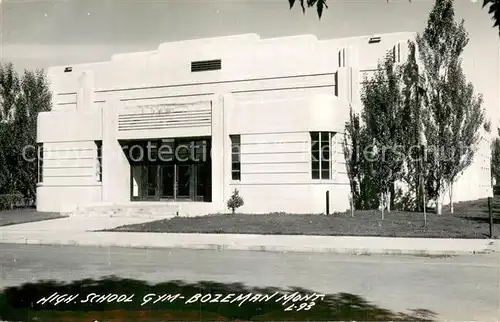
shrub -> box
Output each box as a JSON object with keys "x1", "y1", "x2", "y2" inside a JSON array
[
  {"x1": 227, "y1": 189, "x2": 244, "y2": 214},
  {"x1": 0, "y1": 193, "x2": 24, "y2": 211}
]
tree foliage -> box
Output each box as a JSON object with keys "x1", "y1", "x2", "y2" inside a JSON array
[
  {"x1": 491, "y1": 135, "x2": 500, "y2": 189},
  {"x1": 343, "y1": 0, "x2": 485, "y2": 216},
  {"x1": 417, "y1": 0, "x2": 484, "y2": 214},
  {"x1": 483, "y1": 0, "x2": 500, "y2": 35},
  {"x1": 0, "y1": 63, "x2": 52, "y2": 202},
  {"x1": 360, "y1": 53, "x2": 408, "y2": 218},
  {"x1": 227, "y1": 189, "x2": 244, "y2": 214},
  {"x1": 288, "y1": 0, "x2": 328, "y2": 18},
  {"x1": 288, "y1": 0, "x2": 500, "y2": 36}
]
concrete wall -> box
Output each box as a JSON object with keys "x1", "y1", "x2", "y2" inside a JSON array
[
  {"x1": 38, "y1": 31, "x2": 490, "y2": 214},
  {"x1": 36, "y1": 109, "x2": 102, "y2": 212},
  {"x1": 226, "y1": 94, "x2": 350, "y2": 213},
  {"x1": 35, "y1": 140, "x2": 102, "y2": 212}
]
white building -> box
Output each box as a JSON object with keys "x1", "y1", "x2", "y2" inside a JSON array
[{"x1": 36, "y1": 32, "x2": 492, "y2": 215}]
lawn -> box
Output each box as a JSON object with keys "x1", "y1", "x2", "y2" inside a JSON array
[
  {"x1": 0, "y1": 208, "x2": 67, "y2": 227},
  {"x1": 106, "y1": 197, "x2": 500, "y2": 239}
]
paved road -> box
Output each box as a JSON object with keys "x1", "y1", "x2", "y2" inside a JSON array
[{"x1": 0, "y1": 244, "x2": 498, "y2": 321}]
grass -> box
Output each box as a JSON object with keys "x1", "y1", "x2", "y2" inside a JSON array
[
  {"x1": 0, "y1": 208, "x2": 67, "y2": 227},
  {"x1": 107, "y1": 197, "x2": 500, "y2": 239}
]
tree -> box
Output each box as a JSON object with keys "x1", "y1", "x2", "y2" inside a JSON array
[
  {"x1": 288, "y1": 0, "x2": 328, "y2": 18},
  {"x1": 491, "y1": 132, "x2": 500, "y2": 190},
  {"x1": 442, "y1": 61, "x2": 484, "y2": 213},
  {"x1": 342, "y1": 105, "x2": 362, "y2": 211},
  {"x1": 16, "y1": 70, "x2": 52, "y2": 200},
  {"x1": 417, "y1": 0, "x2": 485, "y2": 215},
  {"x1": 360, "y1": 53, "x2": 406, "y2": 219},
  {"x1": 343, "y1": 104, "x2": 383, "y2": 212},
  {"x1": 483, "y1": 0, "x2": 500, "y2": 35},
  {"x1": 0, "y1": 63, "x2": 21, "y2": 194},
  {"x1": 227, "y1": 189, "x2": 244, "y2": 214},
  {"x1": 288, "y1": 0, "x2": 500, "y2": 36},
  {"x1": 398, "y1": 41, "x2": 427, "y2": 213},
  {"x1": 0, "y1": 63, "x2": 52, "y2": 202}
]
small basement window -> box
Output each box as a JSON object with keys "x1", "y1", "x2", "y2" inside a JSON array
[
  {"x1": 64, "y1": 67, "x2": 73, "y2": 73},
  {"x1": 191, "y1": 59, "x2": 222, "y2": 72}
]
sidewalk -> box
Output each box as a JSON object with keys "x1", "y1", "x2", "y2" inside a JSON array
[{"x1": 0, "y1": 216, "x2": 498, "y2": 256}]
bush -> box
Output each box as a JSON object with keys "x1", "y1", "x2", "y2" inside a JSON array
[
  {"x1": 0, "y1": 193, "x2": 25, "y2": 211},
  {"x1": 227, "y1": 189, "x2": 244, "y2": 214}
]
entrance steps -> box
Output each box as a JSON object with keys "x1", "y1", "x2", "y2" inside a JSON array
[{"x1": 67, "y1": 202, "x2": 180, "y2": 219}]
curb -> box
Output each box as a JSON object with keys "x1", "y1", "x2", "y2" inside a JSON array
[{"x1": 1, "y1": 233, "x2": 497, "y2": 256}]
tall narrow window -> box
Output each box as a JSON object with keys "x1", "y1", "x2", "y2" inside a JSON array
[
  {"x1": 37, "y1": 143, "x2": 43, "y2": 183},
  {"x1": 95, "y1": 141, "x2": 102, "y2": 182},
  {"x1": 310, "y1": 132, "x2": 334, "y2": 180},
  {"x1": 230, "y1": 135, "x2": 241, "y2": 181}
]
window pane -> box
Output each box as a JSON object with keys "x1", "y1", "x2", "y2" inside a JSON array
[
  {"x1": 321, "y1": 147, "x2": 330, "y2": 162},
  {"x1": 159, "y1": 141, "x2": 174, "y2": 162},
  {"x1": 321, "y1": 169, "x2": 330, "y2": 179},
  {"x1": 321, "y1": 161, "x2": 330, "y2": 171},
  {"x1": 147, "y1": 166, "x2": 158, "y2": 197},
  {"x1": 312, "y1": 150, "x2": 320, "y2": 162},
  {"x1": 129, "y1": 143, "x2": 144, "y2": 161},
  {"x1": 310, "y1": 132, "x2": 319, "y2": 142},
  {"x1": 149, "y1": 142, "x2": 158, "y2": 161},
  {"x1": 176, "y1": 144, "x2": 190, "y2": 161},
  {"x1": 232, "y1": 152, "x2": 240, "y2": 163},
  {"x1": 230, "y1": 135, "x2": 241, "y2": 181},
  {"x1": 311, "y1": 161, "x2": 320, "y2": 171},
  {"x1": 194, "y1": 141, "x2": 207, "y2": 160},
  {"x1": 321, "y1": 132, "x2": 329, "y2": 142},
  {"x1": 312, "y1": 169, "x2": 320, "y2": 179},
  {"x1": 38, "y1": 143, "x2": 43, "y2": 183}
]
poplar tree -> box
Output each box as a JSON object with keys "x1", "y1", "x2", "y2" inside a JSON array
[
  {"x1": 417, "y1": 0, "x2": 485, "y2": 214},
  {"x1": 360, "y1": 53, "x2": 406, "y2": 219},
  {"x1": 491, "y1": 132, "x2": 500, "y2": 189},
  {"x1": 0, "y1": 63, "x2": 52, "y2": 202}
]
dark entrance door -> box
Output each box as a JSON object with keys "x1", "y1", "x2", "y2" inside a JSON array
[
  {"x1": 127, "y1": 138, "x2": 211, "y2": 202},
  {"x1": 146, "y1": 165, "x2": 159, "y2": 200},
  {"x1": 176, "y1": 164, "x2": 192, "y2": 200},
  {"x1": 160, "y1": 165, "x2": 175, "y2": 199},
  {"x1": 132, "y1": 164, "x2": 205, "y2": 201}
]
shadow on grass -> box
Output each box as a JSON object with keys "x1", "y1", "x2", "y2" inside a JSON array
[
  {"x1": 0, "y1": 276, "x2": 437, "y2": 321},
  {"x1": 459, "y1": 215, "x2": 500, "y2": 225}
]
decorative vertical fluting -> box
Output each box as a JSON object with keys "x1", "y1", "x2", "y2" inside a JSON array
[
  {"x1": 77, "y1": 71, "x2": 95, "y2": 111},
  {"x1": 210, "y1": 94, "x2": 226, "y2": 210}
]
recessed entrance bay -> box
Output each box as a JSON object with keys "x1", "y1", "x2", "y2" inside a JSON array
[{"x1": 124, "y1": 137, "x2": 212, "y2": 202}]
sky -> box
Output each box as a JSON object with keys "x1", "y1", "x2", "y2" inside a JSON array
[{"x1": 0, "y1": 0, "x2": 499, "y2": 120}]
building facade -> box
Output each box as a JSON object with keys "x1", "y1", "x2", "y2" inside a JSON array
[{"x1": 36, "y1": 32, "x2": 492, "y2": 215}]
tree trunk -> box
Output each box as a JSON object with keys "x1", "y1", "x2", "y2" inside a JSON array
[
  {"x1": 449, "y1": 183, "x2": 454, "y2": 214},
  {"x1": 349, "y1": 192, "x2": 354, "y2": 217},
  {"x1": 390, "y1": 181, "x2": 395, "y2": 211},
  {"x1": 386, "y1": 190, "x2": 391, "y2": 213},
  {"x1": 380, "y1": 193, "x2": 385, "y2": 220},
  {"x1": 435, "y1": 192, "x2": 443, "y2": 215},
  {"x1": 417, "y1": 169, "x2": 424, "y2": 212}
]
